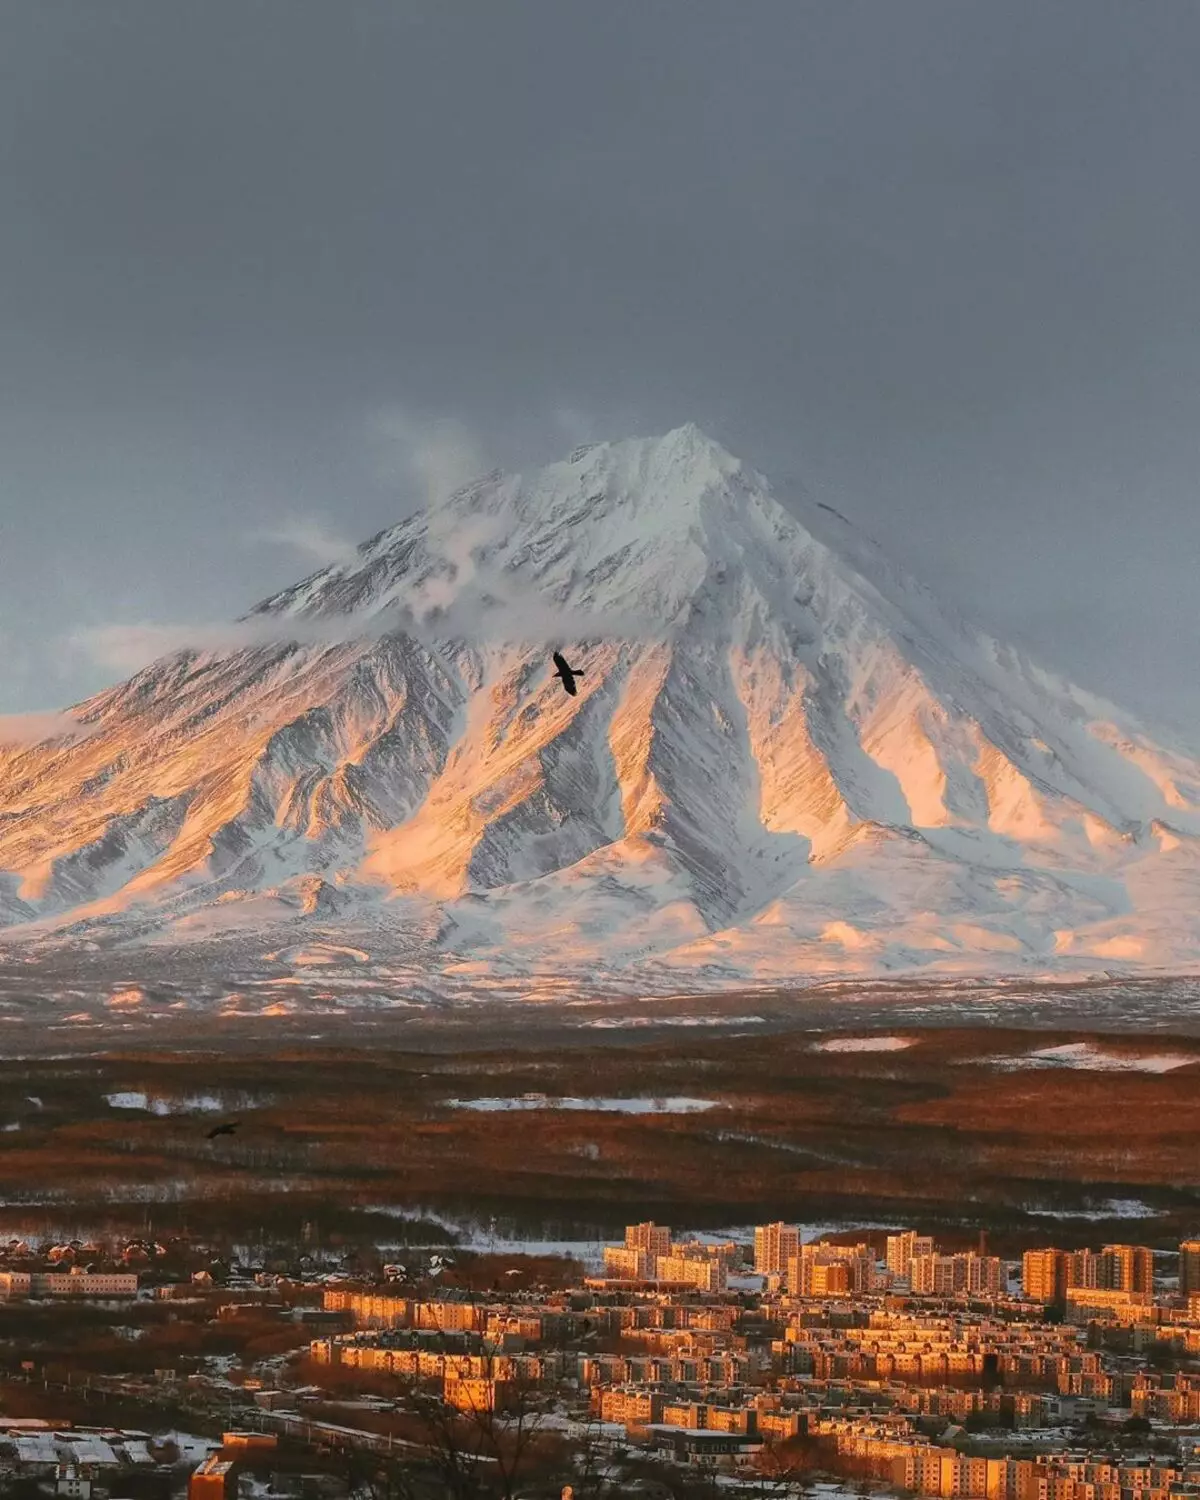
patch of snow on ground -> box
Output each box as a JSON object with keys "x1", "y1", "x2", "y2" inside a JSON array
[
  {"x1": 104, "y1": 1090, "x2": 269, "y2": 1114},
  {"x1": 583, "y1": 1014, "x2": 766, "y2": 1029},
  {"x1": 813, "y1": 1035, "x2": 914, "y2": 1053},
  {"x1": 996, "y1": 1042, "x2": 1198, "y2": 1073},
  {"x1": 1027, "y1": 1198, "x2": 1160, "y2": 1220},
  {"x1": 105, "y1": 1091, "x2": 152, "y2": 1111},
  {"x1": 445, "y1": 1095, "x2": 718, "y2": 1114},
  {"x1": 356, "y1": 1207, "x2": 909, "y2": 1275}
]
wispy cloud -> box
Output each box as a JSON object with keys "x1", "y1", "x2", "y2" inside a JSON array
[
  {"x1": 367, "y1": 408, "x2": 487, "y2": 506},
  {"x1": 70, "y1": 594, "x2": 669, "y2": 676},
  {"x1": 66, "y1": 411, "x2": 668, "y2": 679},
  {"x1": 552, "y1": 406, "x2": 598, "y2": 446},
  {"x1": 253, "y1": 516, "x2": 358, "y2": 569},
  {"x1": 0, "y1": 710, "x2": 97, "y2": 749}
]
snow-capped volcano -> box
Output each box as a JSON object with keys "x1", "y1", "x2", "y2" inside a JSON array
[{"x1": 4, "y1": 423, "x2": 1200, "y2": 989}]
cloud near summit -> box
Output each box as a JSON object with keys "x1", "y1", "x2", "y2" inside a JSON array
[
  {"x1": 69, "y1": 597, "x2": 670, "y2": 676},
  {"x1": 0, "y1": 710, "x2": 97, "y2": 748},
  {"x1": 253, "y1": 516, "x2": 359, "y2": 569}
]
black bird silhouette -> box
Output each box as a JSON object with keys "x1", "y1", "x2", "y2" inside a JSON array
[
  {"x1": 552, "y1": 651, "x2": 582, "y2": 696},
  {"x1": 206, "y1": 1120, "x2": 240, "y2": 1140}
]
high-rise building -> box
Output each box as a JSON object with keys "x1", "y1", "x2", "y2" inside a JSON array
[
  {"x1": 603, "y1": 1246, "x2": 652, "y2": 1280},
  {"x1": 912, "y1": 1253, "x2": 1003, "y2": 1297},
  {"x1": 886, "y1": 1231, "x2": 935, "y2": 1280},
  {"x1": 1099, "y1": 1244, "x2": 1153, "y2": 1296},
  {"x1": 755, "y1": 1222, "x2": 800, "y2": 1275},
  {"x1": 808, "y1": 1261, "x2": 851, "y2": 1296},
  {"x1": 1179, "y1": 1240, "x2": 1200, "y2": 1298},
  {"x1": 1023, "y1": 1248, "x2": 1069, "y2": 1304},
  {"x1": 1065, "y1": 1249, "x2": 1101, "y2": 1290},
  {"x1": 792, "y1": 1242, "x2": 876, "y2": 1295},
  {"x1": 911, "y1": 1254, "x2": 957, "y2": 1296},
  {"x1": 626, "y1": 1222, "x2": 671, "y2": 1259},
  {"x1": 1058, "y1": 1244, "x2": 1155, "y2": 1297},
  {"x1": 963, "y1": 1254, "x2": 1004, "y2": 1296}
]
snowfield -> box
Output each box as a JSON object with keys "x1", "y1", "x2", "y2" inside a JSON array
[
  {"x1": 992, "y1": 1041, "x2": 1199, "y2": 1073},
  {"x1": 445, "y1": 1095, "x2": 719, "y2": 1114},
  {"x1": 812, "y1": 1035, "x2": 914, "y2": 1053},
  {"x1": 3, "y1": 424, "x2": 1200, "y2": 999},
  {"x1": 104, "y1": 1090, "x2": 271, "y2": 1114}
]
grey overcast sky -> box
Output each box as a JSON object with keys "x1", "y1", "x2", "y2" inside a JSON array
[{"x1": 2, "y1": 1, "x2": 1199, "y2": 735}]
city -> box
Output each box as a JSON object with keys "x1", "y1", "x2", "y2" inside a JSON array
[
  {"x1": 4, "y1": 3, "x2": 1200, "y2": 1499},
  {"x1": 2, "y1": 1220, "x2": 1200, "y2": 1498}
]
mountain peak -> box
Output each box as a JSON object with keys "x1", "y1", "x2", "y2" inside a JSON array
[
  {"x1": 646, "y1": 420, "x2": 738, "y2": 464},
  {"x1": 580, "y1": 422, "x2": 742, "y2": 485},
  {"x1": 3, "y1": 427, "x2": 1200, "y2": 997}
]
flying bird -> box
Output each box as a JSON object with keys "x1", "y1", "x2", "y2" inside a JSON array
[
  {"x1": 206, "y1": 1120, "x2": 240, "y2": 1140},
  {"x1": 552, "y1": 651, "x2": 583, "y2": 696}
]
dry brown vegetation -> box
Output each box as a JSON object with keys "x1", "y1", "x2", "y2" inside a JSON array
[{"x1": 0, "y1": 1025, "x2": 1198, "y2": 1249}]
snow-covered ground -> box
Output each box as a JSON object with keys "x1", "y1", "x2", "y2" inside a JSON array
[
  {"x1": 1026, "y1": 1198, "x2": 1159, "y2": 1220},
  {"x1": 813, "y1": 1035, "x2": 914, "y2": 1053},
  {"x1": 991, "y1": 1041, "x2": 1199, "y2": 1073},
  {"x1": 583, "y1": 1014, "x2": 766, "y2": 1028},
  {"x1": 356, "y1": 1207, "x2": 896, "y2": 1270},
  {"x1": 104, "y1": 1090, "x2": 272, "y2": 1113},
  {"x1": 445, "y1": 1095, "x2": 719, "y2": 1114}
]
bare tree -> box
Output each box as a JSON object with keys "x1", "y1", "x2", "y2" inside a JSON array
[
  {"x1": 340, "y1": 1446, "x2": 424, "y2": 1500},
  {"x1": 751, "y1": 1436, "x2": 821, "y2": 1500},
  {"x1": 398, "y1": 1355, "x2": 559, "y2": 1500}
]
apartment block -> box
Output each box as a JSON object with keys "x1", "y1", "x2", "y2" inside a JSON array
[
  {"x1": 1064, "y1": 1250, "x2": 1101, "y2": 1290},
  {"x1": 808, "y1": 1261, "x2": 851, "y2": 1297},
  {"x1": 443, "y1": 1376, "x2": 517, "y2": 1413},
  {"x1": 604, "y1": 1246, "x2": 653, "y2": 1280},
  {"x1": 887, "y1": 1231, "x2": 935, "y2": 1280},
  {"x1": 0, "y1": 1270, "x2": 139, "y2": 1297},
  {"x1": 789, "y1": 1242, "x2": 876, "y2": 1296},
  {"x1": 1063, "y1": 1287, "x2": 1157, "y2": 1324},
  {"x1": 1178, "y1": 1239, "x2": 1200, "y2": 1298},
  {"x1": 1023, "y1": 1249, "x2": 1068, "y2": 1304},
  {"x1": 755, "y1": 1222, "x2": 800, "y2": 1275},
  {"x1": 625, "y1": 1222, "x2": 671, "y2": 1259},
  {"x1": 912, "y1": 1253, "x2": 1002, "y2": 1297},
  {"x1": 597, "y1": 1388, "x2": 664, "y2": 1425},
  {"x1": 656, "y1": 1253, "x2": 728, "y2": 1293},
  {"x1": 1099, "y1": 1244, "x2": 1153, "y2": 1296}
]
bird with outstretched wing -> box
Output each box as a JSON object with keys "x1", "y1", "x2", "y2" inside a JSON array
[{"x1": 552, "y1": 651, "x2": 583, "y2": 696}]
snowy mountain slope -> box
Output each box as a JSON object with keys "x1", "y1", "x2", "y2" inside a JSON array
[{"x1": 3, "y1": 422, "x2": 1200, "y2": 989}]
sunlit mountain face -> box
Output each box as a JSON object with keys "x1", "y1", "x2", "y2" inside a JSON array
[{"x1": 3, "y1": 424, "x2": 1200, "y2": 996}]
